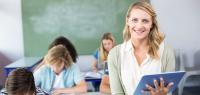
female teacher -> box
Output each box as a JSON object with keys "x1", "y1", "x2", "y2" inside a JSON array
[{"x1": 108, "y1": 1, "x2": 175, "y2": 95}]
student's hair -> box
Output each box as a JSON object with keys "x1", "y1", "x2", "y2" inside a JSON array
[
  {"x1": 5, "y1": 68, "x2": 36, "y2": 95},
  {"x1": 123, "y1": 1, "x2": 164, "y2": 59},
  {"x1": 49, "y1": 36, "x2": 78, "y2": 63},
  {"x1": 44, "y1": 45, "x2": 73, "y2": 68},
  {"x1": 99, "y1": 33, "x2": 115, "y2": 61}
]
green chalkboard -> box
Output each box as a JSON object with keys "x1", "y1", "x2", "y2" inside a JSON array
[{"x1": 22, "y1": 0, "x2": 138, "y2": 56}]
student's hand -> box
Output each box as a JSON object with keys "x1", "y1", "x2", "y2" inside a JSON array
[
  {"x1": 142, "y1": 78, "x2": 174, "y2": 95},
  {"x1": 103, "y1": 61, "x2": 107, "y2": 64},
  {"x1": 93, "y1": 69, "x2": 98, "y2": 73},
  {"x1": 51, "y1": 89, "x2": 61, "y2": 95},
  {"x1": 92, "y1": 67, "x2": 98, "y2": 73}
]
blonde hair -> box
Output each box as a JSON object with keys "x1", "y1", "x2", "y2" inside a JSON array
[
  {"x1": 123, "y1": 1, "x2": 164, "y2": 59},
  {"x1": 100, "y1": 32, "x2": 115, "y2": 61},
  {"x1": 44, "y1": 45, "x2": 73, "y2": 68}
]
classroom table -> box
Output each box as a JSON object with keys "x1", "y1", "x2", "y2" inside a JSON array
[
  {"x1": 1, "y1": 89, "x2": 109, "y2": 95},
  {"x1": 4, "y1": 57, "x2": 42, "y2": 76},
  {"x1": 1, "y1": 88, "x2": 110, "y2": 95},
  {"x1": 85, "y1": 77, "x2": 102, "y2": 82},
  {"x1": 78, "y1": 92, "x2": 110, "y2": 95}
]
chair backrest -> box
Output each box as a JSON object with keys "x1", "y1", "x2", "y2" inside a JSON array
[
  {"x1": 76, "y1": 55, "x2": 94, "y2": 72},
  {"x1": 175, "y1": 50, "x2": 186, "y2": 71}
]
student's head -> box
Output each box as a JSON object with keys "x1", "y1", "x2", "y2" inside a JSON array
[
  {"x1": 5, "y1": 68, "x2": 36, "y2": 95},
  {"x1": 44, "y1": 45, "x2": 73, "y2": 74},
  {"x1": 100, "y1": 32, "x2": 115, "y2": 61},
  {"x1": 123, "y1": 1, "x2": 164, "y2": 58},
  {"x1": 49, "y1": 36, "x2": 78, "y2": 63}
]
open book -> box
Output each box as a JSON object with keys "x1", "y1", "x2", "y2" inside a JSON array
[{"x1": 84, "y1": 70, "x2": 104, "y2": 78}]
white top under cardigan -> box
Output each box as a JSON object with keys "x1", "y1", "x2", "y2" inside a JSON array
[{"x1": 120, "y1": 40, "x2": 165, "y2": 95}]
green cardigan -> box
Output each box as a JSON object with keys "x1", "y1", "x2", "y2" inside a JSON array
[{"x1": 107, "y1": 44, "x2": 175, "y2": 95}]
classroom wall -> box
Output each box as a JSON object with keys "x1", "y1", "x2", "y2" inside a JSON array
[
  {"x1": 0, "y1": 0, "x2": 24, "y2": 87},
  {"x1": 150, "y1": 0, "x2": 200, "y2": 68}
]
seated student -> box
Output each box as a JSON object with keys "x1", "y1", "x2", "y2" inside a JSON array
[
  {"x1": 34, "y1": 36, "x2": 78, "y2": 71},
  {"x1": 91, "y1": 33, "x2": 115, "y2": 72},
  {"x1": 100, "y1": 62, "x2": 111, "y2": 94},
  {"x1": 34, "y1": 45, "x2": 87, "y2": 94},
  {"x1": 48, "y1": 36, "x2": 78, "y2": 63},
  {"x1": 0, "y1": 68, "x2": 47, "y2": 95},
  {"x1": 1, "y1": 68, "x2": 49, "y2": 95},
  {"x1": 91, "y1": 32, "x2": 115, "y2": 91}
]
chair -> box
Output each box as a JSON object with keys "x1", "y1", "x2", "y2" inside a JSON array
[
  {"x1": 76, "y1": 55, "x2": 99, "y2": 92},
  {"x1": 176, "y1": 50, "x2": 200, "y2": 95}
]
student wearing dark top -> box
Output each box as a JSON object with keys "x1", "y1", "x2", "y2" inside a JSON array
[
  {"x1": 48, "y1": 36, "x2": 78, "y2": 63},
  {"x1": 34, "y1": 36, "x2": 78, "y2": 71},
  {"x1": 0, "y1": 68, "x2": 48, "y2": 95}
]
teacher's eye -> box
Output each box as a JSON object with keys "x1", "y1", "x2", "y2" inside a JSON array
[
  {"x1": 142, "y1": 19, "x2": 149, "y2": 23},
  {"x1": 131, "y1": 18, "x2": 138, "y2": 23}
]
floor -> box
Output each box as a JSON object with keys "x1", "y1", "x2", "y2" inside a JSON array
[{"x1": 182, "y1": 87, "x2": 200, "y2": 95}]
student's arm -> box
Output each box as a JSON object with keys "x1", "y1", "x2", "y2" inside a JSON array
[
  {"x1": 33, "y1": 66, "x2": 44, "y2": 87},
  {"x1": 52, "y1": 80, "x2": 87, "y2": 94},
  {"x1": 91, "y1": 50, "x2": 99, "y2": 72},
  {"x1": 100, "y1": 75, "x2": 111, "y2": 94},
  {"x1": 92, "y1": 59, "x2": 98, "y2": 72}
]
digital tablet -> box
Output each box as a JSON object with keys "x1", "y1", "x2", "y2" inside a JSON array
[{"x1": 134, "y1": 71, "x2": 185, "y2": 95}]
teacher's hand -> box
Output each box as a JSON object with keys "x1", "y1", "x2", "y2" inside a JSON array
[{"x1": 142, "y1": 78, "x2": 174, "y2": 95}]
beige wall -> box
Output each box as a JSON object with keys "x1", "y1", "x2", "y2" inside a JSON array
[{"x1": 151, "y1": 0, "x2": 200, "y2": 68}]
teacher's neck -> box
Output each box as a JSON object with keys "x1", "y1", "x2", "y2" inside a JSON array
[{"x1": 131, "y1": 38, "x2": 148, "y2": 50}]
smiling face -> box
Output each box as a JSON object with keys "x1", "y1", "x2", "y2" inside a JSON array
[{"x1": 127, "y1": 8, "x2": 152, "y2": 41}]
